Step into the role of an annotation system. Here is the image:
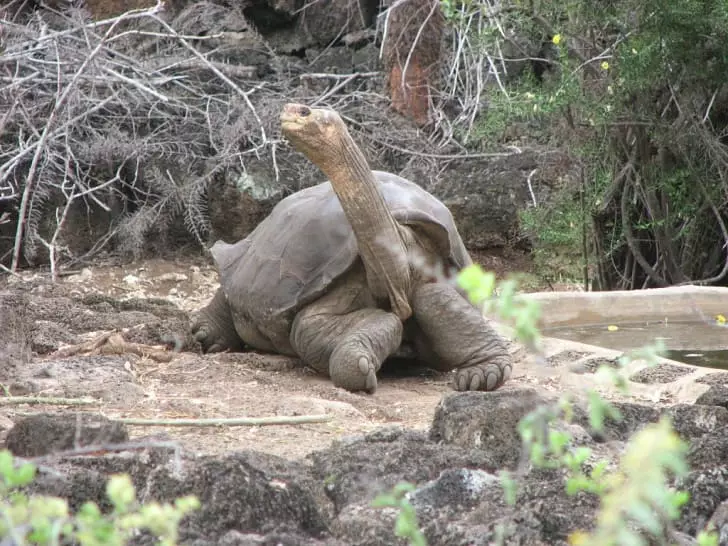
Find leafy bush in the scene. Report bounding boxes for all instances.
[374,263,719,545]
[0,450,199,545]
[441,0,728,288]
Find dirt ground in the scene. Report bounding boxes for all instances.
[1,250,715,461]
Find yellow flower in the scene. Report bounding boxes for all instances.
[601,61,610,70]
[607,325,619,332]
[552,34,562,45]
[716,314,726,325]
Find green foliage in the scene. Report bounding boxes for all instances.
[443,0,728,286]
[457,264,541,348]
[371,482,427,546]
[0,450,200,546]
[462,264,715,545]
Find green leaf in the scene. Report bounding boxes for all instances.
[696,530,719,546]
[627,500,662,535]
[500,471,518,506]
[106,475,136,513]
[11,462,36,487]
[548,429,571,455]
[0,450,14,485]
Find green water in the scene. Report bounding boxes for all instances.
[667,349,728,370]
[546,320,728,370]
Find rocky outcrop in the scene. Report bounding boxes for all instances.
[7,386,728,545]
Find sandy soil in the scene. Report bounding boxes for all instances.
[2,251,718,461]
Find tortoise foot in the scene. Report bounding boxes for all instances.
[330,344,379,394]
[190,288,243,353]
[453,360,512,392]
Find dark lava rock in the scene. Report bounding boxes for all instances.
[677,467,728,536]
[572,401,660,442]
[145,450,331,542]
[568,356,620,374]
[695,385,728,409]
[421,475,599,546]
[429,389,550,468]
[27,447,333,544]
[27,442,179,512]
[697,373,728,386]
[687,425,728,470]
[410,467,499,514]
[664,404,728,440]
[307,426,494,512]
[704,499,728,546]
[330,503,402,546]
[545,350,590,369]
[4,412,128,457]
[401,149,578,250]
[629,362,696,384]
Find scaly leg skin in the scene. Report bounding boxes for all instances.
[290,307,403,394]
[190,287,244,353]
[411,282,513,391]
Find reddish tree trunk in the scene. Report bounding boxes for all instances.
[382,0,444,127]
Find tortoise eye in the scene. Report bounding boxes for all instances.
[298,105,311,117]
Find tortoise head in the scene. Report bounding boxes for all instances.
[280,103,349,164]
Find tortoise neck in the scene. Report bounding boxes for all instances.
[315,133,412,320]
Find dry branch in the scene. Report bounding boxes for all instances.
[52,331,173,362]
[0,0,528,274]
[118,415,333,427]
[27,439,184,463]
[0,396,99,406]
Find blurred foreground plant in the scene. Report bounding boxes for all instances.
[0,449,199,546]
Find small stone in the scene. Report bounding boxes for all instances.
[276,396,364,419]
[158,272,188,282]
[65,268,93,283]
[123,274,140,285]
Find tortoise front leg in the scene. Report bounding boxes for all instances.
[291,306,403,394]
[411,282,513,391]
[190,287,244,353]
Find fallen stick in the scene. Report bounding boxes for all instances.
[28,439,184,464]
[0,396,98,406]
[52,331,173,362]
[118,415,333,427]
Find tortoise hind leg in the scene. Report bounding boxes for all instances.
[411,282,513,391]
[190,287,244,353]
[290,264,403,393]
[294,309,403,393]
[291,306,402,393]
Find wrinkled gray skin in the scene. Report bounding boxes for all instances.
[191,104,513,394]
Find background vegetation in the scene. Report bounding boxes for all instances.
[441,0,728,289]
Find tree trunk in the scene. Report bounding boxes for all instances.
[382,0,444,127]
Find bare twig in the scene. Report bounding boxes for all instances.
[0,396,98,406]
[118,415,333,426]
[9,2,164,271]
[52,331,174,362]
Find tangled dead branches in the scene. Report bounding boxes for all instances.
[0,0,287,275]
[0,8,308,275]
[0,0,523,277]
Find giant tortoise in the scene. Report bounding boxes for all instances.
[191,103,513,393]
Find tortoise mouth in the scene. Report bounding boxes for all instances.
[280,113,302,132]
[280,103,312,133]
